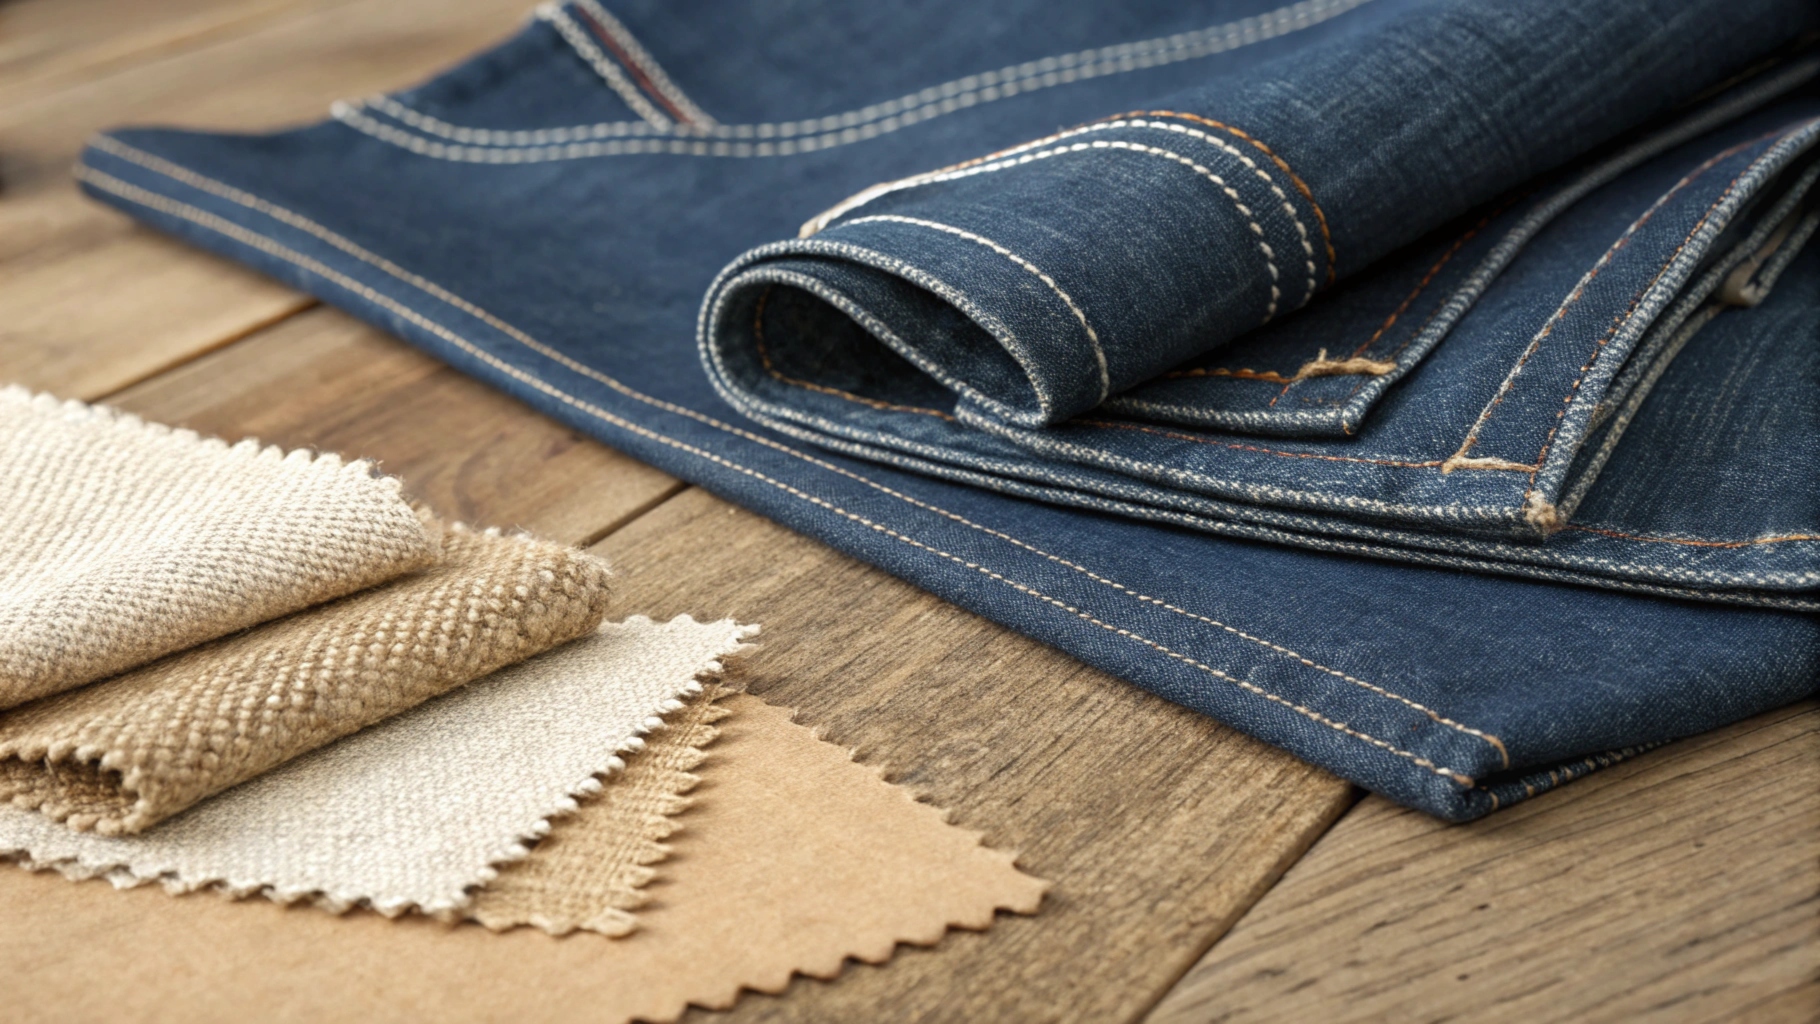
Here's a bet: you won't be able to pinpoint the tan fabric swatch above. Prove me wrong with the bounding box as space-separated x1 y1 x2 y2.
466 689 1049 1021
0 526 611 834
468 682 734 937
0 385 439 708
0 688 1045 1024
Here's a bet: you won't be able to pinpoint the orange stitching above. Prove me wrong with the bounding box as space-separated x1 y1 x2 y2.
1075 418 1443 468
751 286 955 420
1564 525 1820 548
1138 110 1337 283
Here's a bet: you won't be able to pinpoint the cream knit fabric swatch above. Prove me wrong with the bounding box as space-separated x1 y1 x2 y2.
0 385 439 708
467 681 735 936
0 526 611 834
0 616 754 917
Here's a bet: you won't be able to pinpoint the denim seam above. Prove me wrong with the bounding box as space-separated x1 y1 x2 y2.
818 137 1287 322
1139 110 1336 282
837 214 1112 403
1522 126 1820 510
536 3 673 130
336 0 1376 155
75 144 1498 783
731 408 1820 596
566 0 717 128
1442 130 1794 476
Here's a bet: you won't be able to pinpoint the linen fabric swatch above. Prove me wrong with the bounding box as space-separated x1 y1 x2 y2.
0 616 752 917
466 688 1048 1023
0 385 439 708
0 526 612 835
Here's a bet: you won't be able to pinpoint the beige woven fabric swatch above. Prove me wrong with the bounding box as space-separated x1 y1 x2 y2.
468 682 735 936
0 385 439 708
0 525 611 834
0 616 752 917
463 690 1049 1023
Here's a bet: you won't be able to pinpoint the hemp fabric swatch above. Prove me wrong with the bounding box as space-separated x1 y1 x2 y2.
0 616 752 917
0 385 438 708
0 526 612 835
464 689 1049 1023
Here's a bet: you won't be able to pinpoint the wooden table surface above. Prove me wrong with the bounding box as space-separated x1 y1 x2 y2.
1 2 1814 1021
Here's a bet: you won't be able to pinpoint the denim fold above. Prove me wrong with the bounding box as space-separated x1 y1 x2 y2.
75 0 1820 819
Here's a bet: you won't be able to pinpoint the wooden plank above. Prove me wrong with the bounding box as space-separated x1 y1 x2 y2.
593 488 1356 1023
0 0 531 399
1146 701 1820 1024
0 0 325 107
106 306 683 545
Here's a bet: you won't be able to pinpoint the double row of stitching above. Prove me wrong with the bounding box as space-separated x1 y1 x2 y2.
1443 131 1789 474
354 0 1374 151
566 0 716 128
536 3 675 130
77 137 1494 784
820 137 1286 323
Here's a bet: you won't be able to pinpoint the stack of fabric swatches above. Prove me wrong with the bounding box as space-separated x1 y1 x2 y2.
0 384 1046 1022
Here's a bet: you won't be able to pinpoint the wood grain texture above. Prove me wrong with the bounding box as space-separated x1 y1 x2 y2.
107 308 683 546
22 305 1356 1020
0 0 321 107
594 487 1356 1024
0 0 531 398
1148 701 1820 1024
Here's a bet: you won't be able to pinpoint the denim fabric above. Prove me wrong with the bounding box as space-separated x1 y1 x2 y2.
75 0 1820 819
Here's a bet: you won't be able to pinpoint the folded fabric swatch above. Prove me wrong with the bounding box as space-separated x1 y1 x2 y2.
468 679 733 937
0 616 750 916
0 525 611 835
0 385 439 708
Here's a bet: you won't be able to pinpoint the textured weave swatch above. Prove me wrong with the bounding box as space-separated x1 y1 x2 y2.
468 682 734 936
0 385 439 708
0 616 753 916
0 526 611 834
463 690 1049 1023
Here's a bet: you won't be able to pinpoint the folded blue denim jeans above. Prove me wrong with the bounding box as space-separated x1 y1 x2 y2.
76 0 1820 819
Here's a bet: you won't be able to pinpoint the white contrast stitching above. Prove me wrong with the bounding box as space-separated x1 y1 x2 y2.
570 0 717 127
351 0 1373 152
831 139 1281 322
535 2 672 129
811 117 1319 307
838 214 1111 403
76 141 1488 784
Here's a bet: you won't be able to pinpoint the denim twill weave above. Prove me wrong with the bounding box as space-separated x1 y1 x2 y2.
76 0 1820 818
